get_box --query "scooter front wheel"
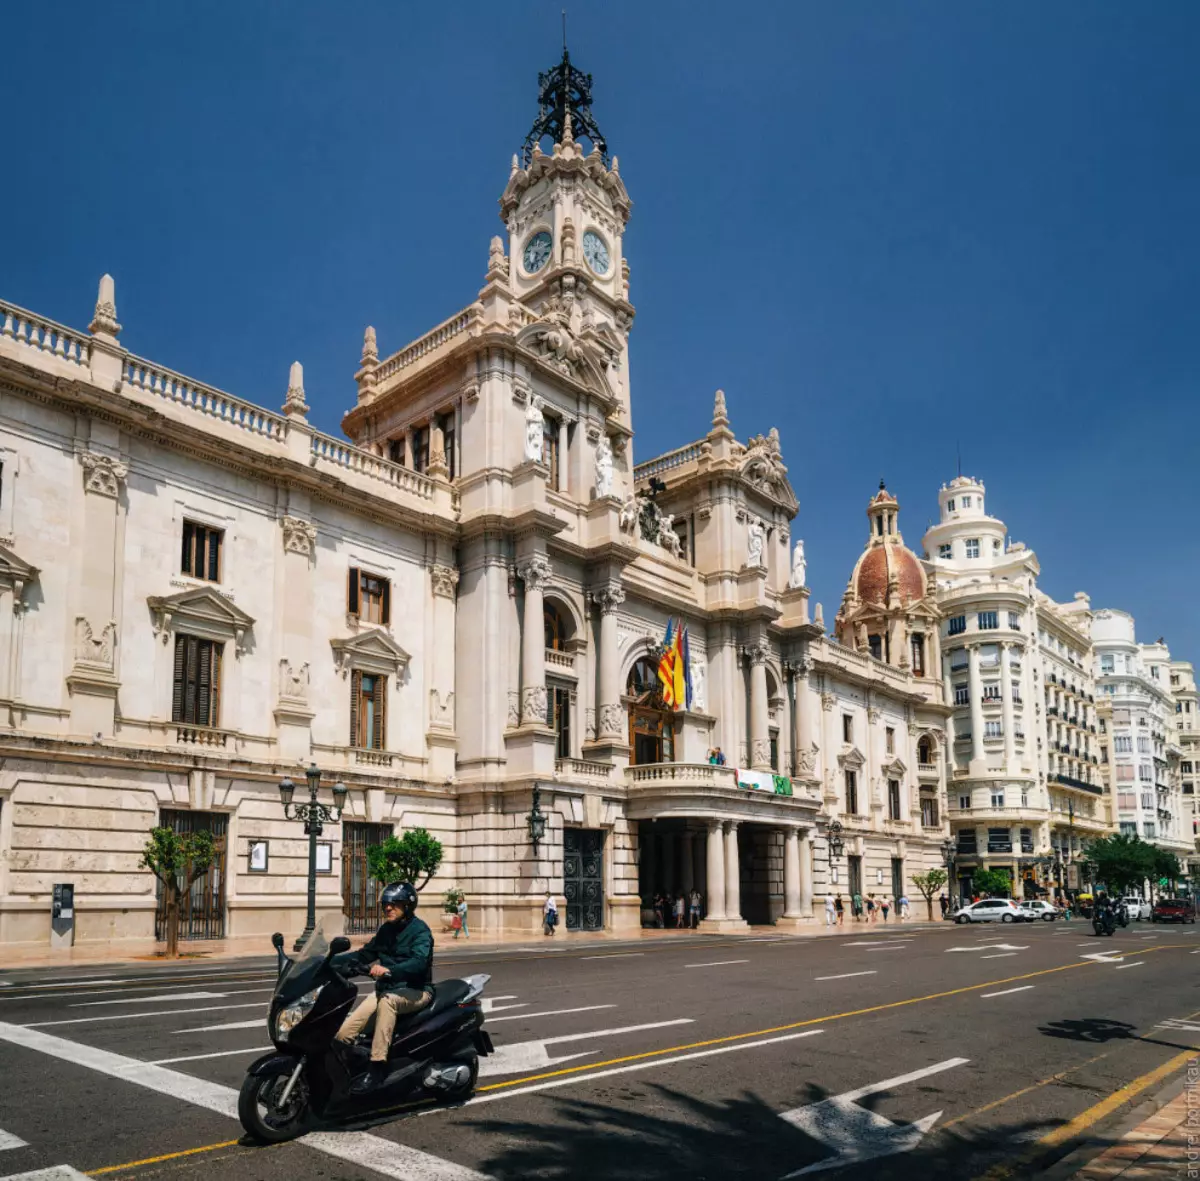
[238,1069,310,1143]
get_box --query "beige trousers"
[335,988,432,1062]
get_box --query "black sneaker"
[350,1062,388,1095]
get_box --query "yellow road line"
[87,1139,241,1174]
[476,943,1188,1092]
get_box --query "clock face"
[583,230,610,275]
[523,231,552,275]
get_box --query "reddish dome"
[852,543,927,606]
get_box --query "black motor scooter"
[1092,907,1116,937]
[238,920,494,1143]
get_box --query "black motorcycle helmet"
[381,881,418,921]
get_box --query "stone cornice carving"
[148,585,255,657]
[74,617,116,671]
[0,543,38,611]
[821,692,837,712]
[430,564,460,599]
[517,554,553,592]
[330,628,411,678]
[588,583,625,615]
[837,745,866,769]
[280,515,317,556]
[278,659,310,704]
[79,452,128,498]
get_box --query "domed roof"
[851,542,927,606]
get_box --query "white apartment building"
[1092,612,1191,857]
[1169,661,1199,856]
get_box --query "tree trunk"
[925,895,934,922]
[166,892,179,959]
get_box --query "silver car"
[1016,900,1060,922]
[1120,896,1151,921]
[953,899,1022,924]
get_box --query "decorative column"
[703,820,726,923]
[1000,641,1016,767]
[426,562,460,777]
[794,658,814,778]
[557,420,569,493]
[782,827,802,918]
[680,831,695,895]
[592,583,626,741]
[275,514,319,762]
[724,821,742,921]
[968,646,985,763]
[517,554,552,725]
[799,828,814,916]
[821,690,839,800]
[749,642,771,770]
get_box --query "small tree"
[1083,834,1156,896]
[1151,848,1182,897]
[140,826,217,958]
[367,829,444,893]
[972,867,1013,899]
[443,886,465,914]
[912,869,948,921]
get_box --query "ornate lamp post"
[826,818,845,885]
[941,837,957,908]
[527,784,547,853]
[280,764,347,951]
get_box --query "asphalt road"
[1,917,1198,1180]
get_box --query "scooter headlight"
[273,985,324,1040]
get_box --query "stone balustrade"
[124,354,288,441]
[374,309,471,383]
[310,430,436,501]
[175,724,234,749]
[0,300,90,368]
[555,758,612,780]
[354,749,394,768]
[544,647,575,672]
[633,442,704,483]
[626,763,739,789]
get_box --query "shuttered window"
[172,634,222,727]
[350,670,387,749]
[347,567,390,625]
[181,521,222,582]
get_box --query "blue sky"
[3,3,1198,658]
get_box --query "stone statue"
[595,436,613,498]
[690,659,707,712]
[524,396,543,463]
[788,538,807,589]
[747,518,766,568]
[659,515,682,558]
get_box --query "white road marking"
[0,979,122,991]
[779,1058,970,1176]
[1080,952,1125,963]
[946,944,1028,953]
[151,1046,271,1065]
[479,1018,693,1078]
[980,986,1035,999]
[0,977,277,1004]
[1115,961,1145,970]
[176,1019,261,1033]
[0,1129,29,1151]
[685,960,749,968]
[69,989,271,1009]
[0,1021,490,1180]
[464,1029,826,1107]
[0,1167,92,1180]
[580,953,644,960]
[479,996,517,1013]
[1156,1019,1200,1033]
[980,953,1018,960]
[487,1004,615,1024]
[844,941,909,947]
[815,971,877,981]
[480,1002,525,1015]
[745,937,785,943]
[865,947,906,952]
[26,1002,264,1028]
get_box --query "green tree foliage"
[1082,833,1156,895]
[139,826,218,958]
[1151,847,1182,893]
[911,869,949,921]
[366,829,444,892]
[971,867,1013,898]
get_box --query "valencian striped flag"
[656,618,693,711]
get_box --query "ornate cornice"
[79,451,127,498]
[431,564,460,599]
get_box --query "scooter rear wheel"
[239,1070,310,1143]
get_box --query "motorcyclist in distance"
[333,881,434,1093]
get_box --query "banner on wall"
[735,768,793,796]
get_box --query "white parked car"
[1120,896,1151,921]
[953,899,1022,924]
[1016,900,1060,922]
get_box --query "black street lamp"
[527,784,547,853]
[826,818,844,886]
[280,764,348,951]
[941,837,957,908]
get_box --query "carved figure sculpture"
[690,659,707,712]
[789,538,807,589]
[747,518,766,568]
[595,436,613,498]
[524,396,544,463]
[618,493,639,533]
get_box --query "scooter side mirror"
[271,932,285,952]
[330,936,351,955]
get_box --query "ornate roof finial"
[361,326,378,365]
[712,388,729,429]
[561,103,574,145]
[89,273,121,339]
[521,46,609,165]
[510,152,519,177]
[283,360,309,420]
[879,476,887,491]
[486,235,507,283]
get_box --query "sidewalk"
[0,916,949,970]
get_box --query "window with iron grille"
[957,829,977,853]
[347,568,391,625]
[948,616,966,636]
[172,635,222,727]
[987,827,1012,853]
[350,671,387,750]
[181,521,222,582]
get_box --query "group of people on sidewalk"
[823,892,910,926]
[649,889,705,929]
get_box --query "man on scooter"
[333,881,434,1093]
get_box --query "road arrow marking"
[480,1018,693,1077]
[946,944,1027,953]
[1079,952,1125,964]
[0,1128,29,1151]
[779,1058,969,1176]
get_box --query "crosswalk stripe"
[0,1130,29,1151]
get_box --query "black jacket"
[337,915,434,995]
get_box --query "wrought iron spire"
[521,47,609,166]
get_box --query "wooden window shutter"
[349,669,362,746]
[381,579,390,626]
[373,676,387,751]
[183,635,200,723]
[181,521,193,575]
[348,567,360,616]
[197,639,212,727]
[210,643,223,727]
[171,635,187,722]
[208,530,221,582]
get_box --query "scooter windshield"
[277,918,330,995]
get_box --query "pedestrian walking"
[543,891,558,936]
[824,894,835,927]
[938,893,949,919]
[673,893,685,929]
[454,896,469,939]
[881,896,890,922]
[866,895,876,922]
[653,892,666,929]
[899,894,910,921]
[835,894,845,927]
[689,888,702,929]
[852,892,863,921]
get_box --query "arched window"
[544,603,566,651]
[917,735,933,766]
[626,656,674,766]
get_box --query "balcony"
[626,763,739,789]
[1047,707,1059,717]
[545,648,576,674]
[1053,773,1104,795]
[556,758,612,781]
[175,725,232,748]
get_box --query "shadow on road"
[1039,1016,1198,1053]
[471,1082,1096,1180]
